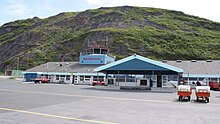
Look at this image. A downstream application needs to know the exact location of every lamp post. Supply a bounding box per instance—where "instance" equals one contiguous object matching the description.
[5,65,9,76]
[16,57,19,76]
[187,62,189,85]
[46,63,49,79]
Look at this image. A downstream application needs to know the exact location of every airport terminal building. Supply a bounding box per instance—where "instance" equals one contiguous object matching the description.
[94,54,183,89]
[23,49,220,89]
[165,60,220,85]
[22,48,114,85]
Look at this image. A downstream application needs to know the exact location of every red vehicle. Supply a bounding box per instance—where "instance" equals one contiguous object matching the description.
[34,77,49,83]
[177,85,192,101]
[209,82,219,90]
[196,86,210,103]
[92,80,106,86]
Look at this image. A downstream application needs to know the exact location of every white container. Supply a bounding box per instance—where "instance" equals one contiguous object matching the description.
[177,85,191,92]
[196,86,210,93]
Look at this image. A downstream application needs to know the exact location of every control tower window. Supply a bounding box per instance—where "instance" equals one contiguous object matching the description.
[94,48,100,54]
[101,49,108,54]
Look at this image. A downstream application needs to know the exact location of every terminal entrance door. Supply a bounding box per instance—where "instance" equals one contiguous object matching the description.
[162,75,168,87]
[72,75,75,84]
[108,78,116,85]
[157,75,162,87]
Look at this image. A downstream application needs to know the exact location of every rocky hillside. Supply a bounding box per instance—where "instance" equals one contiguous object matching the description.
[1,6,220,71]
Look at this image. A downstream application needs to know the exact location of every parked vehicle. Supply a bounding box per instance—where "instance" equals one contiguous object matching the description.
[195,86,210,103]
[34,76,49,83]
[177,85,192,101]
[92,80,106,86]
[209,81,219,90]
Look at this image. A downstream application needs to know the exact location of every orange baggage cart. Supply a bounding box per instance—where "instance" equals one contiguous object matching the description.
[177,85,192,101]
[196,86,210,103]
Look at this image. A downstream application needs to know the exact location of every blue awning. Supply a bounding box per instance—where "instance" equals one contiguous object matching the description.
[94,54,183,73]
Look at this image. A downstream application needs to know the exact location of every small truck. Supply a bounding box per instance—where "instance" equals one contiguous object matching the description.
[34,76,49,83]
[209,81,219,90]
[92,80,106,86]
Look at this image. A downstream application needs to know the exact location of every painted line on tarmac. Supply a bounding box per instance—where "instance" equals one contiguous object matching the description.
[1,88,219,106]
[1,88,220,106]
[0,107,116,124]
[0,88,172,103]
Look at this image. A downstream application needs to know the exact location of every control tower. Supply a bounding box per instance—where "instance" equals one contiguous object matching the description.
[79,45,115,65]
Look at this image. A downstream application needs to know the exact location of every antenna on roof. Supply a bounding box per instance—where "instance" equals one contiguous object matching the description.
[133,54,137,57]
[176,60,182,62]
[106,35,108,48]
[206,60,212,62]
[191,60,197,62]
[162,60,167,63]
[87,39,90,47]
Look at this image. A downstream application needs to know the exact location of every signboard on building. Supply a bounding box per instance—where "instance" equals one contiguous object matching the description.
[80,55,105,64]
[80,54,115,65]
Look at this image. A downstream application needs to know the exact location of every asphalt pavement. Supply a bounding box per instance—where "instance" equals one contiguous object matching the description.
[0,78,220,124]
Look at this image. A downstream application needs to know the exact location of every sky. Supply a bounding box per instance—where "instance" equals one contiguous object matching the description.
[0,0,220,26]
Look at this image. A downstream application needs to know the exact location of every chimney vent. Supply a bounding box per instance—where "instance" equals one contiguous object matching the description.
[191,60,197,62]
[176,60,182,62]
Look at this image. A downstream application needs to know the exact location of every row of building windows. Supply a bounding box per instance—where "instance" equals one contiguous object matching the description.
[78,76,105,81]
[55,75,70,80]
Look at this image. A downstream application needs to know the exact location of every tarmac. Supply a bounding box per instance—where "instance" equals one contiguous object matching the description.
[0,78,220,124]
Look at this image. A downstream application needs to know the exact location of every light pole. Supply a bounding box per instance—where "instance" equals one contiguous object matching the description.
[46,63,49,79]
[16,57,19,76]
[5,65,9,76]
[187,62,189,85]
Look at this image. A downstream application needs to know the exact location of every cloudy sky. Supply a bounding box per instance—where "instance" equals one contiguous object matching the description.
[0,0,220,26]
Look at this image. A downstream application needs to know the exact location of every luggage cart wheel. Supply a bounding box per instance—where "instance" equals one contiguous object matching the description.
[206,98,209,103]
[179,96,181,101]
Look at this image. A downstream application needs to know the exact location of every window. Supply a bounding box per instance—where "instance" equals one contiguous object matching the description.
[126,78,135,82]
[80,76,84,81]
[60,75,65,82]
[93,76,97,81]
[126,75,136,82]
[85,76,91,78]
[140,80,148,85]
[143,75,157,87]
[108,78,114,85]
[98,76,104,81]
[93,76,104,81]
[85,76,91,81]
[44,75,48,78]
[116,75,124,82]
[189,78,197,81]
[210,78,218,82]
[66,75,70,80]
[108,75,114,78]
[118,78,125,82]
[168,75,178,81]
[56,75,59,80]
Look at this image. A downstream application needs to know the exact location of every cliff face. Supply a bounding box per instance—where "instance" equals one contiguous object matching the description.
[1,6,220,71]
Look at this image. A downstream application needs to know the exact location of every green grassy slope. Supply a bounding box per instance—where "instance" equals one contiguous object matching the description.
[0,6,220,70]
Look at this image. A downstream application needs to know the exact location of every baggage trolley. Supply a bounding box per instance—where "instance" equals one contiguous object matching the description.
[196,86,210,103]
[177,85,192,101]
